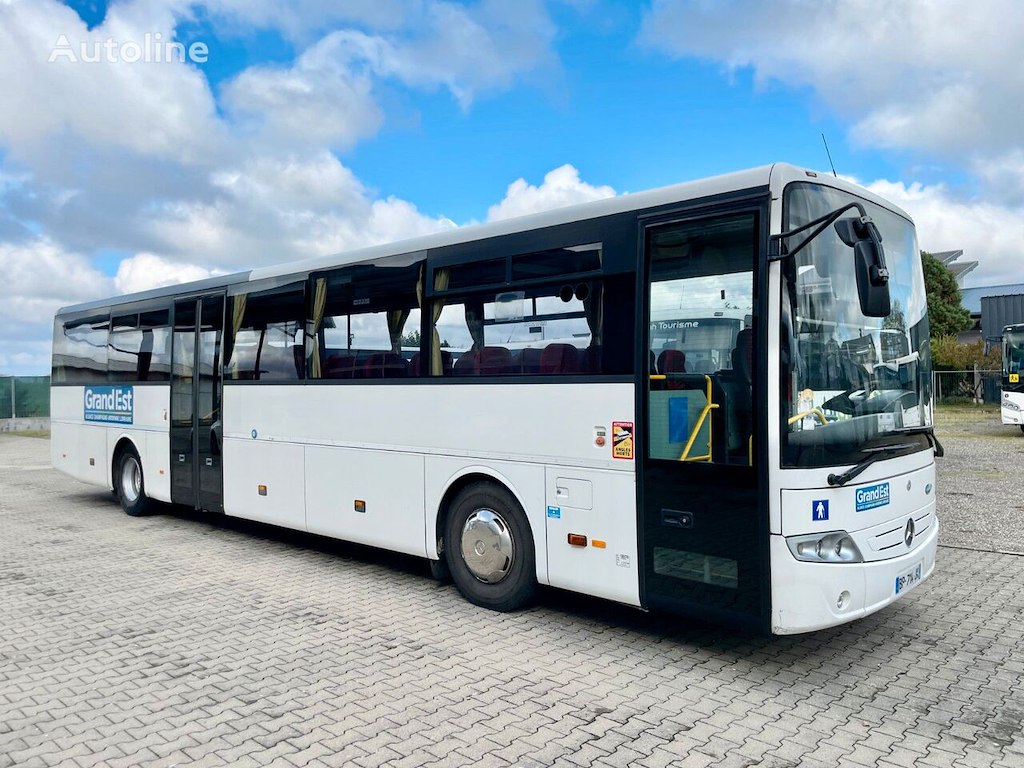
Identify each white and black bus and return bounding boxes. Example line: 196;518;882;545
1001;323;1024;432
51;163;940;633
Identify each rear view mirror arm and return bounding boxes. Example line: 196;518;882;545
768;201;866;262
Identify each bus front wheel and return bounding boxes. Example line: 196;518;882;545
445;483;537;612
116;447;153;517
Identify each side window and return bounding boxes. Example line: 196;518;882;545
646;213;756;465
309;262;422;379
52;315;109;384
139;309;173;381
108;314;140;381
429;244;604;377
107;309;172;382
224;283;306;381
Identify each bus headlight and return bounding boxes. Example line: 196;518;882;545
1003;399;1021;411
786;531;864;563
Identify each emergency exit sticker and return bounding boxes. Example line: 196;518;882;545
612;422;634;460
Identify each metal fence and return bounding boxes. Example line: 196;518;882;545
0;376;50;419
933;370;1002;405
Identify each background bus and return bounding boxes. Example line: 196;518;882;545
51;163;939;634
1001;323;1024;432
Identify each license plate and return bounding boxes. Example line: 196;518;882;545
894;562;923;596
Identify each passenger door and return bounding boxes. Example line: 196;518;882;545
639;207;767;630
170;294;225;512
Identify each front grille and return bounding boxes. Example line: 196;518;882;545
870;509;932;556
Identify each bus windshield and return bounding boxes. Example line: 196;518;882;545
781;182;933;468
1003;326;1024;379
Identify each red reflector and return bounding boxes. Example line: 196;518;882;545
567;533;587;547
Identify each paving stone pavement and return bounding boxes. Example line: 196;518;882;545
2;433;1023;768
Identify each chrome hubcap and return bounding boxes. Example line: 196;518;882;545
460;508;514;584
121;457;141;504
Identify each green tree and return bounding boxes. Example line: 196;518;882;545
921;251;971;337
883;298;907;332
400;330;421;347
931;336;1000;371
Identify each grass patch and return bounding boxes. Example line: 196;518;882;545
936;403;1000;416
935;403;1022;440
0;430;50;438
935;403;1000;425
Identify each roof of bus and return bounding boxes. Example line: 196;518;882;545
56;162;912;316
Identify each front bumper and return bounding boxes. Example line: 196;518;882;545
769;517;938;634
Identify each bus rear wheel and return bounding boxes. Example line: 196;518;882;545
445;483;536;612
116;447;153;517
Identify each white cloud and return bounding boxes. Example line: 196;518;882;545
0;340;53;377
0;0;559;266
0;236;113;373
0;0;563;373
1;237;113;325
221;33;384;152
113;253;221;294
640;1;1024;200
969;150;1024;208
201;0;408;44
376;0;559;110
0;0;225;168
487;164;616;222
639;0;1024;291
860;178;1024;287
214;0;559;111
144;152;455;267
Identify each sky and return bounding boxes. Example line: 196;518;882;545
1;0;1022;375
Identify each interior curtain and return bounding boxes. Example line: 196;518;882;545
309;278;327;378
430;269;449;375
387;308;411;354
223;293;247;376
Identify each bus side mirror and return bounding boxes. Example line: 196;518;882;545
835;218;891;318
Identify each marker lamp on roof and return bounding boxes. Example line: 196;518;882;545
786;531;863;563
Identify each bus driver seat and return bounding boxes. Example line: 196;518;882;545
729;328;753;457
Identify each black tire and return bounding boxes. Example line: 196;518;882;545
116;447;153;517
1020;425;1024;434
428;557;452;583
444;482;537;612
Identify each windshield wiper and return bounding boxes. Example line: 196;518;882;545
827;442;919;487
895;426;945;457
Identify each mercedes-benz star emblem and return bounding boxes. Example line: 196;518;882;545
904;518;915;547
